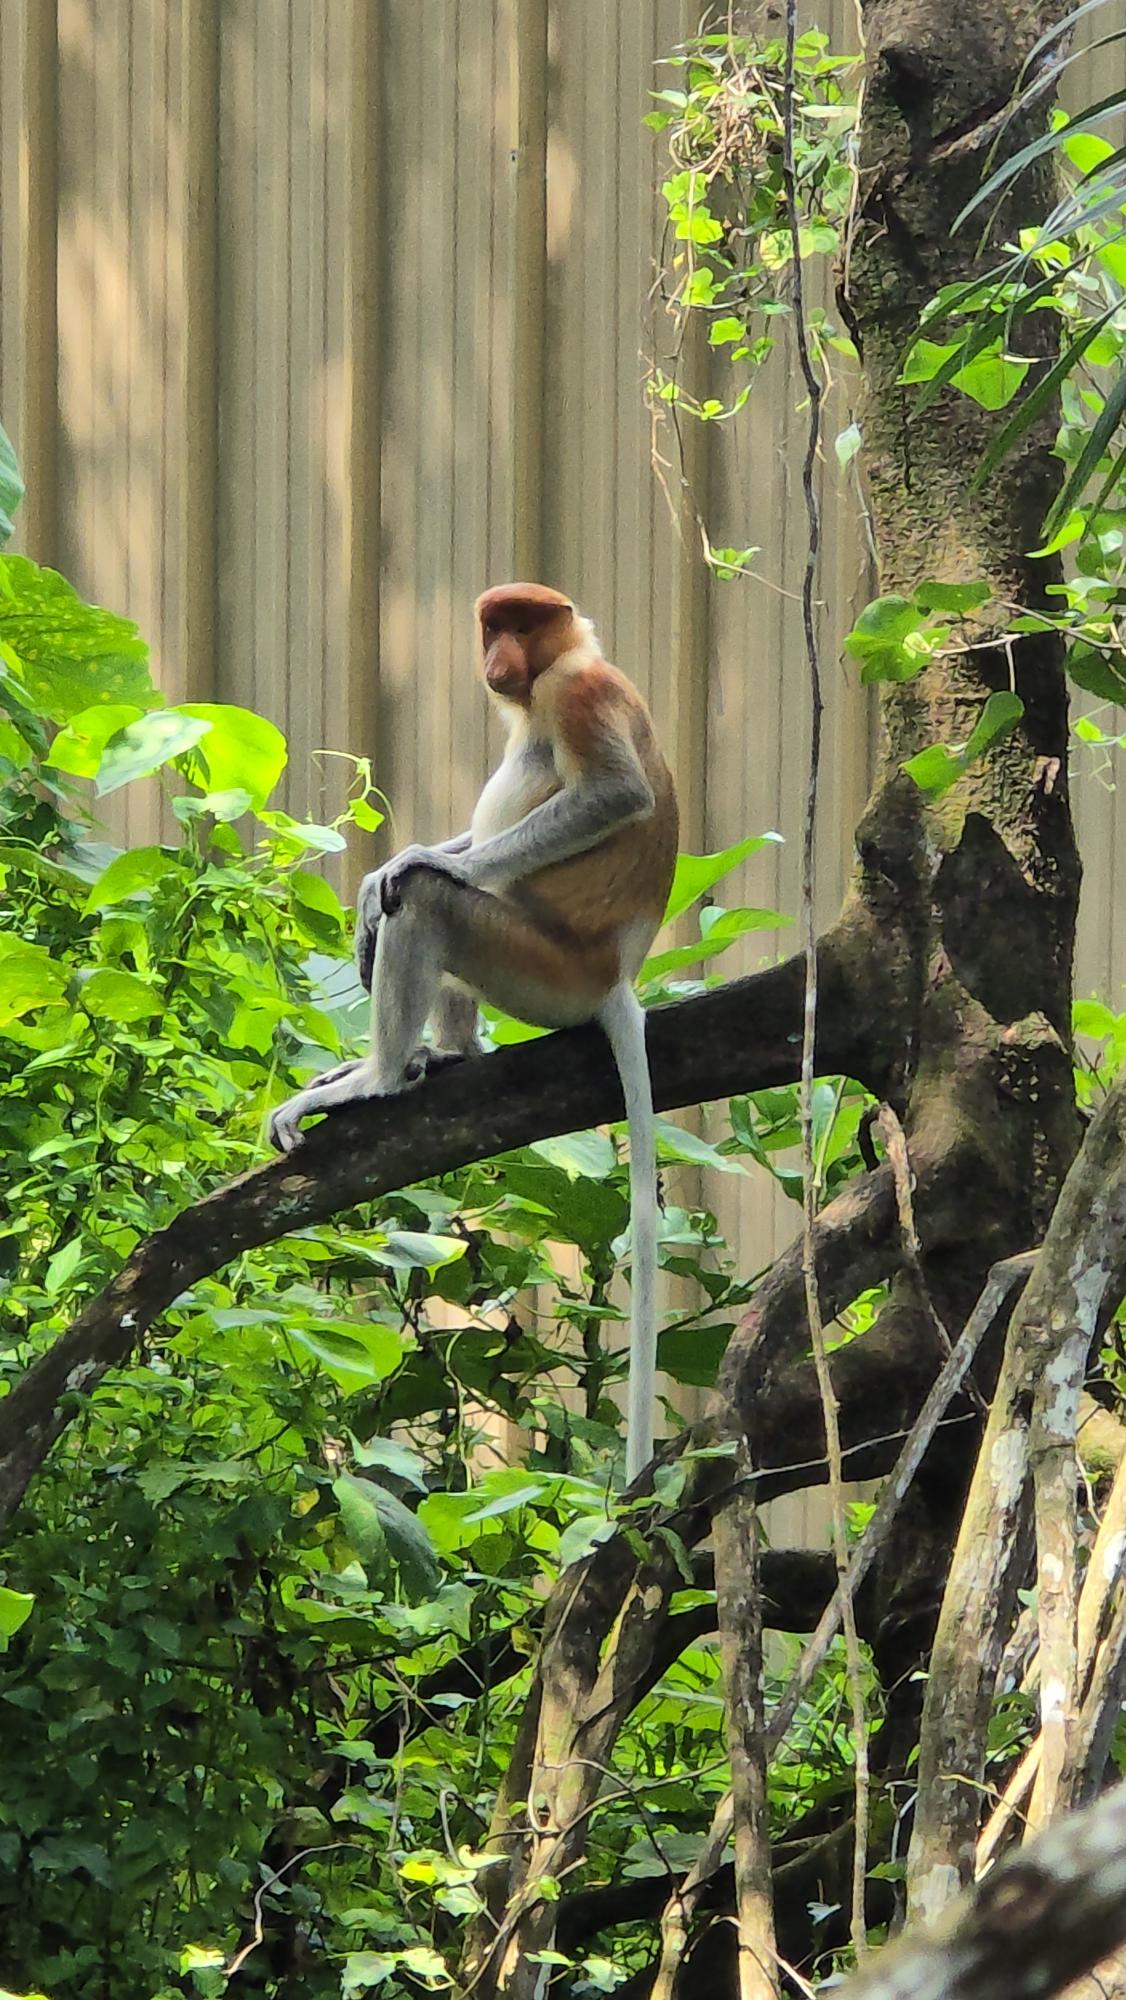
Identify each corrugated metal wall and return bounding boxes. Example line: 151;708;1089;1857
1;2;1125;1524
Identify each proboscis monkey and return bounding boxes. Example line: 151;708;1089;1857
271;583;678;1480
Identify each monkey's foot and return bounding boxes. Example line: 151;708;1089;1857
404;1045;473;1083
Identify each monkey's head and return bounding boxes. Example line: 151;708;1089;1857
475;583;586;704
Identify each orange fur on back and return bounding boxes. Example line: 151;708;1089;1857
517;658;678;946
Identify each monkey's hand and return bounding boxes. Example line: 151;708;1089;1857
376;845;473;917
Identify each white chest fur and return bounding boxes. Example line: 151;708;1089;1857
470;728;560;844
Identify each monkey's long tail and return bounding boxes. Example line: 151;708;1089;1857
599;981;658;1485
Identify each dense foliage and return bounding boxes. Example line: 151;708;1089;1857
0;428;886;1995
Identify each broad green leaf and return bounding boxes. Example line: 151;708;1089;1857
461;1480;549;1524
950;350;1030;411
172;786;253;823
333;1473;388;1576
664;834;782;922
654;1117;747;1174
83;846;177;912
44;1238;83;1297
289;1320;402;1394
964;690;1025;759
913;580;991;615
0;554;153;721
975;303;1122;490
93;710;212;795
78;969;160;1022
349;1433;428;1493
334;1472;441;1601
1075;998;1119;1040
903;693;1024;795
844;595;922;655
530;1130;616;1178
178;702;287;807
0;940;69;1024
291;870;347;920
1067;644;1126;705
900;337;961;385
901;743;964;796
46;702;146;777
709;315;746;346
0;1586;34;1639
368;1230;469;1273
0;422;24;546
643;904;791;982
834;422;861;467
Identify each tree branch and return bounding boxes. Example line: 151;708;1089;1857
850;1781;1126;2000
0;930;899;1529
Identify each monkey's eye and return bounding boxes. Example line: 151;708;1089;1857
483;620;498;642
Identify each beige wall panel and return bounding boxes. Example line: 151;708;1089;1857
376;0;513;851
1;0;27;442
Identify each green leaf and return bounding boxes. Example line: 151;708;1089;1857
178;702;287;807
0;422;24;546
664;834;782;922
93;710;212;795
901;744;965;796
0;554;153;721
844;595;928;683
834;422;861;467
46;701;146;777
975;303;1122;491
913;580;991;615
0;939;70;1025
708;315;746;346
1067;643;1126;705
903;693;1025;795
1075;998;1118;1040
844;595;921;654
172;786;253;823
1048;357;1126;534
366;1230;469;1273
44;1237;83;1297
643;904;790;980
350;1433;429;1492
334;1473;442;1601
78;969;160;1022
950;350;1030;411
461;1480;548;1524
964;690;1025;759
290;870;347;920
654;1119;746;1173
900;337;961;385
289;1321;402;1394
83;846;177;912
530;1130;616;1179
0;1586;34;1640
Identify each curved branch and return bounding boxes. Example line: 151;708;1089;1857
0;923;899;1528
851;1780;1126;2000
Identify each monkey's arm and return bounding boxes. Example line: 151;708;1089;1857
381;731;654;908
464;751;653;891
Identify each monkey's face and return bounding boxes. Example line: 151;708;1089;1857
476;586;576;705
